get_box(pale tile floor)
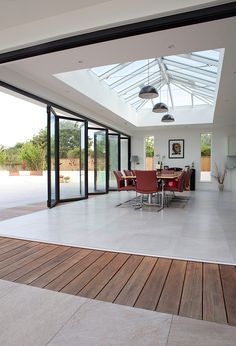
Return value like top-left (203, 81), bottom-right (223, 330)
top-left (1, 192), bottom-right (236, 345)
top-left (0, 279), bottom-right (236, 346)
top-left (0, 190), bottom-right (236, 264)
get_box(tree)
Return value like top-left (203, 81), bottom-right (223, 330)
top-left (0, 145), bottom-right (6, 166)
top-left (59, 121), bottom-right (81, 158)
top-left (20, 142), bottom-right (45, 171)
top-left (5, 144), bottom-right (22, 166)
top-left (145, 136), bottom-right (154, 157)
top-left (201, 134), bottom-right (211, 156)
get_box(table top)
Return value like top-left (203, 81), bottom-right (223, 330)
top-left (122, 172), bottom-right (182, 180)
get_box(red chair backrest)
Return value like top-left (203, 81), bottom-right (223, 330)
top-left (124, 170), bottom-right (134, 176)
top-left (113, 171), bottom-right (125, 190)
top-left (177, 171), bottom-right (186, 192)
top-left (184, 169), bottom-right (190, 190)
top-left (123, 170), bottom-right (135, 186)
top-left (135, 170), bottom-right (158, 194)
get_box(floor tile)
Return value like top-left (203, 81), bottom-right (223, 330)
top-left (0, 283), bottom-right (85, 346)
top-left (48, 299), bottom-right (172, 346)
top-left (167, 315), bottom-right (236, 346)
top-left (0, 191), bottom-right (236, 264)
top-left (0, 279), bottom-right (20, 299)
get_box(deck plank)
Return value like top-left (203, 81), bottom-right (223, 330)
top-left (78, 253), bottom-right (130, 299)
top-left (179, 261), bottom-right (202, 319)
top-left (14, 247), bottom-right (78, 284)
top-left (219, 264), bottom-right (236, 326)
top-left (203, 263), bottom-right (227, 324)
top-left (44, 250), bottom-right (104, 291)
top-left (0, 236), bottom-right (234, 327)
top-left (30, 248), bottom-right (93, 288)
top-left (0, 239), bottom-right (29, 254)
top-left (156, 260), bottom-right (187, 315)
top-left (0, 241), bottom-right (40, 263)
top-left (114, 256), bottom-right (157, 307)
top-left (96, 255), bottom-right (143, 303)
top-left (0, 237), bottom-right (16, 246)
top-left (61, 252), bottom-right (116, 295)
top-left (0, 244), bottom-right (58, 278)
top-left (134, 258), bottom-right (172, 311)
top-left (3, 246), bottom-right (68, 283)
top-left (0, 243), bottom-right (46, 270)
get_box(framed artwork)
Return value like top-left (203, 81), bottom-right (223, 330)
top-left (168, 139), bottom-right (184, 159)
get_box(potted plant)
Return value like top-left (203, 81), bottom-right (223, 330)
top-left (64, 176), bottom-right (70, 183)
top-left (213, 163), bottom-right (228, 191)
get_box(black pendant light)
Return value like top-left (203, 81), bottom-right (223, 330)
top-left (161, 114), bottom-right (175, 122)
top-left (139, 59), bottom-right (158, 99)
top-left (152, 102), bottom-right (168, 113)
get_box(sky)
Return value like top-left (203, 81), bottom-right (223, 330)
top-left (0, 91), bottom-right (46, 147)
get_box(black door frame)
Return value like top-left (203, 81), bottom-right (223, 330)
top-left (88, 126), bottom-right (109, 195)
top-left (108, 133), bottom-right (121, 191)
top-left (47, 106), bottom-right (88, 207)
top-left (47, 106), bottom-right (59, 208)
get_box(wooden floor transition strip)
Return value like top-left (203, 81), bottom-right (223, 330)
top-left (0, 236), bottom-right (236, 326)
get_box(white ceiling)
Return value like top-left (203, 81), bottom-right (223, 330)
top-left (0, 1), bottom-right (235, 134)
top-left (0, 0), bottom-right (109, 30)
top-left (0, 0), bottom-right (232, 53)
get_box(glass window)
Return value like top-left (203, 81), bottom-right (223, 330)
top-left (200, 133), bottom-right (212, 182)
top-left (145, 136), bottom-right (154, 170)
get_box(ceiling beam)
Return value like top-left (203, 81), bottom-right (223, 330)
top-left (162, 58), bottom-right (217, 78)
top-left (172, 81), bottom-right (213, 104)
top-left (170, 77), bottom-right (214, 97)
top-left (168, 69), bottom-right (215, 86)
top-left (109, 59), bottom-right (159, 88)
top-left (178, 53), bottom-right (218, 67)
top-left (98, 62), bottom-right (132, 80)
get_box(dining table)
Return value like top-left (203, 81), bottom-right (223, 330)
top-left (121, 171), bottom-right (182, 209)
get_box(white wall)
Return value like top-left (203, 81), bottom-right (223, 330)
top-left (131, 125), bottom-right (236, 191)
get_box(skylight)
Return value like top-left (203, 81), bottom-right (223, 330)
top-left (91, 50), bottom-right (220, 111)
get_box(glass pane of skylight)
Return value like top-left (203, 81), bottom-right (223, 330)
top-left (166, 55), bottom-right (203, 67)
top-left (92, 63), bottom-right (119, 77)
top-left (170, 84), bottom-right (192, 106)
top-left (193, 96), bottom-right (208, 105)
top-left (88, 49), bottom-right (220, 111)
top-left (192, 50), bottom-right (219, 61)
top-left (167, 67), bottom-right (217, 83)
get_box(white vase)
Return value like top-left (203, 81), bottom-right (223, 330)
top-left (218, 183), bottom-right (224, 191)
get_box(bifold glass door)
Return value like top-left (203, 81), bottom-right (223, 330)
top-left (88, 128), bottom-right (108, 194)
top-left (47, 107), bottom-right (58, 207)
top-left (47, 106), bottom-right (87, 207)
top-left (108, 134), bottom-right (120, 190)
top-left (120, 137), bottom-right (130, 172)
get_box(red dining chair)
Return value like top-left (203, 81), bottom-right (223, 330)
top-left (123, 169), bottom-right (135, 186)
top-left (135, 170), bottom-right (159, 208)
top-left (113, 171), bottom-right (136, 192)
top-left (165, 170), bottom-right (186, 194)
top-left (184, 168), bottom-right (191, 191)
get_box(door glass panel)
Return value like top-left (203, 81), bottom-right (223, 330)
top-left (50, 113), bottom-right (56, 204)
top-left (47, 108), bottom-right (58, 208)
top-left (80, 122), bottom-right (86, 197)
top-left (109, 134), bottom-right (119, 189)
top-left (88, 129), bottom-right (107, 193)
top-left (120, 138), bottom-right (129, 171)
top-left (59, 118), bottom-right (86, 199)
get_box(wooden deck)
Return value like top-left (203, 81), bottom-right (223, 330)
top-left (0, 202), bottom-right (46, 221)
top-left (0, 236), bottom-right (236, 326)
